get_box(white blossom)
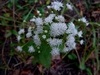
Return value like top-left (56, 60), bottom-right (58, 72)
top-left (67, 34), bottom-right (75, 42)
top-left (17, 35), bottom-right (21, 41)
top-left (42, 35), bottom-right (46, 39)
top-left (47, 6), bottom-right (51, 9)
top-left (66, 35), bottom-right (76, 50)
top-left (49, 1), bottom-right (63, 11)
top-left (26, 32), bottom-right (32, 38)
top-left (48, 38), bottom-right (62, 47)
top-left (30, 18), bottom-right (35, 22)
top-left (28, 45), bottom-right (35, 53)
top-left (18, 29), bottom-right (25, 35)
top-left (44, 30), bottom-right (48, 33)
top-left (37, 10), bottom-right (40, 14)
top-left (17, 46), bottom-right (22, 52)
top-left (28, 27), bottom-right (32, 32)
top-left (62, 46), bottom-right (69, 53)
top-left (80, 40), bottom-right (84, 45)
top-left (78, 31), bottom-right (83, 37)
top-left (44, 14), bottom-right (55, 24)
top-left (78, 17), bottom-right (89, 26)
top-left (33, 34), bottom-right (41, 46)
top-left (55, 15), bottom-right (65, 22)
top-left (50, 23), bottom-right (67, 37)
top-left (35, 17), bottom-right (43, 25)
top-left (51, 47), bottom-right (60, 56)
top-left (34, 26), bottom-right (43, 34)
top-left (66, 40), bottom-right (76, 50)
top-left (66, 3), bottom-right (73, 10)
top-left (66, 22), bottom-right (78, 36)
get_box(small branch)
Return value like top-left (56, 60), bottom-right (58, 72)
top-left (1, 38), bottom-right (11, 70)
top-left (75, 48), bottom-right (81, 64)
top-left (13, 0), bottom-right (16, 30)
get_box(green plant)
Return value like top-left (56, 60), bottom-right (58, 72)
top-left (13, 1), bottom-right (90, 68)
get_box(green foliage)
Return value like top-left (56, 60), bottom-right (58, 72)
top-left (6, 29), bottom-right (17, 38)
top-left (68, 53), bottom-right (77, 60)
top-left (79, 59), bottom-right (86, 70)
top-left (39, 42), bottom-right (52, 68)
top-left (86, 68), bottom-right (92, 75)
top-left (1, 0), bottom-right (100, 73)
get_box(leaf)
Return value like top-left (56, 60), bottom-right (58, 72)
top-left (68, 53), bottom-right (77, 60)
top-left (86, 68), bottom-right (92, 75)
top-left (22, 40), bottom-right (34, 51)
top-left (0, 66), bottom-right (6, 69)
top-left (79, 59), bottom-right (86, 70)
top-left (39, 42), bottom-right (52, 68)
top-left (12, 29), bottom-right (17, 36)
top-left (46, 0), bottom-right (50, 5)
top-left (5, 30), bottom-right (12, 38)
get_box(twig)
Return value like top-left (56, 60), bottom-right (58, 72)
top-left (75, 48), bottom-right (81, 64)
top-left (13, 0), bottom-right (16, 30)
top-left (1, 38), bottom-right (11, 70)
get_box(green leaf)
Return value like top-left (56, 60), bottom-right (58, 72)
top-left (79, 59), bottom-right (86, 70)
top-left (22, 40), bottom-right (34, 51)
top-left (46, 0), bottom-right (50, 5)
top-left (86, 68), bottom-right (92, 75)
top-left (0, 66), bottom-right (6, 69)
top-left (12, 29), bottom-right (17, 36)
top-left (6, 30), bottom-right (12, 38)
top-left (39, 42), bottom-right (52, 68)
top-left (68, 53), bottom-right (77, 60)
top-left (10, 0), bottom-right (18, 4)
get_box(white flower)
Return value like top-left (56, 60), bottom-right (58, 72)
top-left (51, 47), bottom-right (60, 56)
top-left (66, 40), bottom-right (76, 50)
top-left (28, 46), bottom-right (35, 53)
top-left (33, 34), bottom-right (41, 46)
top-left (62, 46), bottom-right (69, 53)
top-left (66, 3), bottom-right (73, 10)
top-left (47, 6), bottom-right (51, 9)
top-left (30, 18), bottom-right (35, 22)
top-left (44, 14), bottom-right (55, 24)
top-left (17, 35), bottom-right (21, 41)
top-left (35, 17), bottom-right (43, 25)
top-left (28, 27), bottom-right (32, 32)
top-left (26, 32), bottom-right (32, 38)
top-left (50, 23), bottom-right (67, 37)
top-left (34, 26), bottom-right (43, 34)
top-left (78, 31), bottom-right (83, 37)
top-left (66, 22), bottom-right (78, 36)
top-left (66, 35), bottom-right (76, 50)
top-left (48, 38), bottom-right (62, 47)
top-left (37, 10), bottom-right (40, 14)
top-left (67, 34), bottom-right (75, 42)
top-left (55, 15), bottom-right (65, 22)
top-left (80, 40), bottom-right (84, 45)
top-left (44, 30), bottom-right (48, 33)
top-left (50, 1), bottom-right (63, 11)
top-left (17, 46), bottom-right (22, 52)
top-left (18, 29), bottom-right (25, 35)
top-left (42, 35), bottom-right (46, 39)
top-left (78, 17), bottom-right (89, 26)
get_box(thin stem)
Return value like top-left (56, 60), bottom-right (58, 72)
top-left (1, 38), bottom-right (11, 70)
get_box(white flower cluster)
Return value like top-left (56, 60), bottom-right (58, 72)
top-left (50, 23), bottom-right (67, 37)
top-left (66, 3), bottom-right (73, 10)
top-left (28, 45), bottom-right (35, 53)
top-left (55, 15), bottom-right (65, 22)
top-left (44, 14), bottom-right (55, 24)
top-left (47, 1), bottom-right (63, 11)
top-left (48, 38), bottom-right (62, 47)
top-left (16, 1), bottom-right (88, 56)
top-left (78, 17), bottom-right (89, 26)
